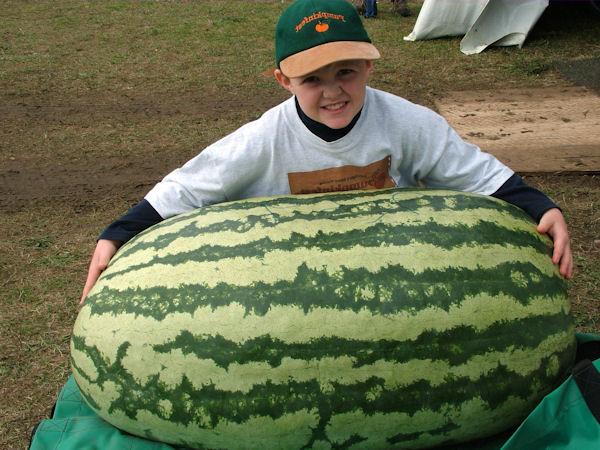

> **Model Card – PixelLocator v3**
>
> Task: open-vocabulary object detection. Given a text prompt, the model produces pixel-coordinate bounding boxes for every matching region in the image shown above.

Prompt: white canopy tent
[404,0,549,54]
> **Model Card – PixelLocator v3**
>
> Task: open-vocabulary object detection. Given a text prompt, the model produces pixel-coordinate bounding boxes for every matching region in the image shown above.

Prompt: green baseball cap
[275,0,380,77]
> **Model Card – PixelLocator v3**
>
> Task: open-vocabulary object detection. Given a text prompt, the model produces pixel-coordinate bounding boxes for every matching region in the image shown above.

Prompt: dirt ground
[1,91,286,212]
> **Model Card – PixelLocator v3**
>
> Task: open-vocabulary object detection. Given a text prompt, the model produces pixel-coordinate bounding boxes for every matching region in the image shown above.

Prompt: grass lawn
[1,1,599,448]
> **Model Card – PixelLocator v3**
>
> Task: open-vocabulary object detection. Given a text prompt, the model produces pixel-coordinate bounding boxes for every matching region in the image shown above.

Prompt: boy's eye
[338,69,355,77]
[302,76,319,84]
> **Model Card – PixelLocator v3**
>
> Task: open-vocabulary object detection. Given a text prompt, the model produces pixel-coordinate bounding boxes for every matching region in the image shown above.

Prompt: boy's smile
[275,60,373,130]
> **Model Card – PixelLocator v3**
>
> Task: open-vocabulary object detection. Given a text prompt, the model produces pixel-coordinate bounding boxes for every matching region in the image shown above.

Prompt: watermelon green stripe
[125,332,573,395]
[92,242,557,295]
[72,327,572,396]
[75,293,568,357]
[101,220,549,284]
[117,194,534,256]
[72,347,572,428]
[87,262,564,319]
[149,313,571,369]
[323,395,525,450]
[112,197,539,270]
[71,318,571,398]
[115,213,546,265]
[111,220,542,285]
[72,294,571,397]
[65,391,507,450]
[71,343,573,449]
[124,189,519,237]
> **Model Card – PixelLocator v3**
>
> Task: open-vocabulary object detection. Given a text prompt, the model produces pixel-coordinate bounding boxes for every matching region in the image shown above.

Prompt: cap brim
[279,41,380,78]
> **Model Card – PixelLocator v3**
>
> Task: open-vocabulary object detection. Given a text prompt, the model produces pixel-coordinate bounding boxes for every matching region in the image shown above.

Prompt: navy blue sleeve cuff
[98,199,163,243]
[491,174,559,223]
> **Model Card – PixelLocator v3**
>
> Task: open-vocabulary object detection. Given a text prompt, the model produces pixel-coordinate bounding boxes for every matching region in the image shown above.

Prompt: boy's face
[275,59,373,130]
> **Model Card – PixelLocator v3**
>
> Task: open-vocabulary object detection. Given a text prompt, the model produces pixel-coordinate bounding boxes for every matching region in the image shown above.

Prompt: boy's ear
[274,69,293,93]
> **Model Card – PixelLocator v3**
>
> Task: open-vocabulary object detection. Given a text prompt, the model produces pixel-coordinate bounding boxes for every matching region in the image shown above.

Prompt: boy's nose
[322,82,343,99]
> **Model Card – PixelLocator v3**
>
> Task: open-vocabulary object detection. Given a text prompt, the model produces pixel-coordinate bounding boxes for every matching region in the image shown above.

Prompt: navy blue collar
[294,97,361,142]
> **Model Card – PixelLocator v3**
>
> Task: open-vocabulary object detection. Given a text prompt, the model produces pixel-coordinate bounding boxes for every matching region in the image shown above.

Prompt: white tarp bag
[404,0,489,40]
[404,0,549,55]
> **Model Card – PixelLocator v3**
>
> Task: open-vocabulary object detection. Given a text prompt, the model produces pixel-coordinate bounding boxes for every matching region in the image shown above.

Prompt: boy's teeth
[324,102,345,110]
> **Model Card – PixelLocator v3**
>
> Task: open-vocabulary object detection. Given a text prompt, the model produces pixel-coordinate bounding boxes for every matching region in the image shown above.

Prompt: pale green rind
[72,293,568,365]
[325,396,531,449]
[107,204,540,277]
[74,328,571,395]
[73,366,320,449]
[72,366,120,410]
[72,361,537,450]
[94,242,556,292]
[69,342,99,382]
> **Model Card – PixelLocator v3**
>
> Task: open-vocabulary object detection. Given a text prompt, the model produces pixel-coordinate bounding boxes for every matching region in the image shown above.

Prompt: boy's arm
[491,174,573,279]
[490,174,557,222]
[98,199,163,242]
[80,200,163,303]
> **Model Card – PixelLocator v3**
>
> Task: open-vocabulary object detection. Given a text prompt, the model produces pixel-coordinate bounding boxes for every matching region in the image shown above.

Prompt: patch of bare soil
[435,86,600,173]
[1,156,156,211]
[0,90,287,212]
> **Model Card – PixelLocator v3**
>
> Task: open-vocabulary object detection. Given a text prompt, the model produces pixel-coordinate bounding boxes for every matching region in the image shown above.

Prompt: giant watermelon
[71,188,575,449]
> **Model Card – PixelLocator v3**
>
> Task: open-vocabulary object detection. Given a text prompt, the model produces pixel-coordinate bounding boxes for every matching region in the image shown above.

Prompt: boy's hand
[536,208,573,279]
[80,239,122,304]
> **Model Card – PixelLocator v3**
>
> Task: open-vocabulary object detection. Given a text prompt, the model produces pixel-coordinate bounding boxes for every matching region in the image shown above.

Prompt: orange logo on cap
[295,12,345,32]
[315,22,329,32]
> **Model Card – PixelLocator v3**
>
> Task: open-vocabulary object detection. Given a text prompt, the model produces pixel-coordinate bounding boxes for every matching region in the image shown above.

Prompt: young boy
[81,0,572,302]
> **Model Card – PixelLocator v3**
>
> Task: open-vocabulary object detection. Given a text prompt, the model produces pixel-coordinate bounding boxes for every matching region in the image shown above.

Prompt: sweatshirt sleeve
[98,199,163,243]
[392,101,514,196]
[491,174,559,222]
